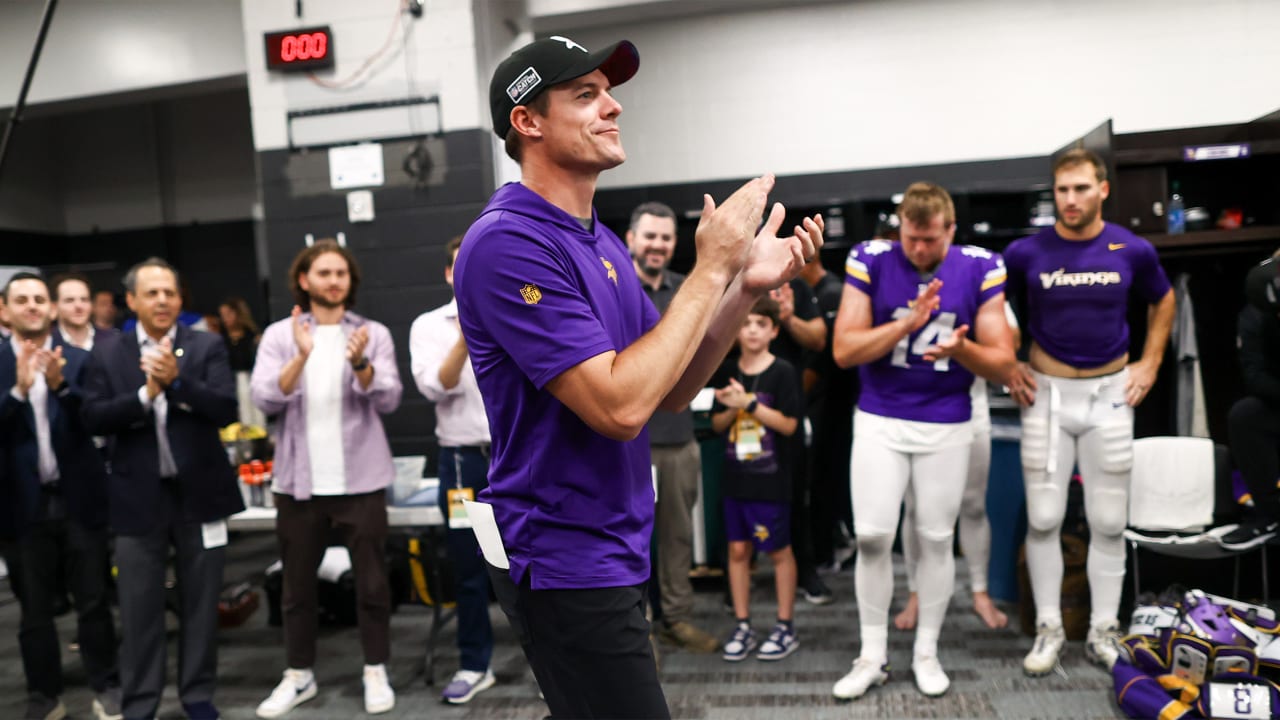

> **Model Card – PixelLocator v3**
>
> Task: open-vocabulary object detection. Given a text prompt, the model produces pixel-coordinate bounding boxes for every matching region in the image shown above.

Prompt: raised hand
[142,337,179,387]
[291,305,314,357]
[741,212,825,295]
[772,283,796,324]
[899,279,942,334]
[694,175,774,282]
[37,345,64,389]
[923,324,969,362]
[346,325,370,366]
[14,340,36,395]
[714,377,750,409]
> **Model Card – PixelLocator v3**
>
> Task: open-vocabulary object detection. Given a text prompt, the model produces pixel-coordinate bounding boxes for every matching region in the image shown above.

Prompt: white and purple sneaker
[441,669,495,705]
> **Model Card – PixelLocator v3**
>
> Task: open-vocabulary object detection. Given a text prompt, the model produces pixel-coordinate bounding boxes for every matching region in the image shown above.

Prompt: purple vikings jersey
[845,240,1006,423]
[1004,223,1171,368]
[454,182,662,591]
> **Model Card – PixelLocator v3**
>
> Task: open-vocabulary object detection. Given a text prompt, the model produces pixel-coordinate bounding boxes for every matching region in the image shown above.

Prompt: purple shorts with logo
[723,497,791,553]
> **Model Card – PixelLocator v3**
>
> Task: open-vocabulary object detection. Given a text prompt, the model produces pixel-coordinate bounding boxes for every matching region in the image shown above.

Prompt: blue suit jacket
[0,336,109,539]
[82,325,245,536]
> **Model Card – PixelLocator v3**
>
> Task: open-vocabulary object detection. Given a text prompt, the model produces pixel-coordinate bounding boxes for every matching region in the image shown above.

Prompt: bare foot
[894,592,919,630]
[972,591,1008,629]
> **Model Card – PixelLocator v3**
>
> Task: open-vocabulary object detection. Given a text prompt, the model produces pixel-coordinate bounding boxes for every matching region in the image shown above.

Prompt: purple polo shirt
[845,240,1006,423]
[454,182,662,590]
[1004,223,1171,368]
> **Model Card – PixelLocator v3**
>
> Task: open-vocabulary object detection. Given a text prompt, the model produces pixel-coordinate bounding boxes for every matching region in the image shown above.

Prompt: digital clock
[264,26,334,72]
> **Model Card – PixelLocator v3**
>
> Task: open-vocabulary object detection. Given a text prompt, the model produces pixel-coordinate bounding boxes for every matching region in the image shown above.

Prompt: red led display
[264,26,334,72]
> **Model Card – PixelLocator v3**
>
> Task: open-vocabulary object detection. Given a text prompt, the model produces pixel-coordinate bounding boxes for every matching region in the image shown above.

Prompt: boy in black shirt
[711,296,802,662]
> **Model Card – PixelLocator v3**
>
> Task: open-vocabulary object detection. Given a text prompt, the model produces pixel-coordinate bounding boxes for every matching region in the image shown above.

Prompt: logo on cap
[507,66,542,105]
[550,35,587,53]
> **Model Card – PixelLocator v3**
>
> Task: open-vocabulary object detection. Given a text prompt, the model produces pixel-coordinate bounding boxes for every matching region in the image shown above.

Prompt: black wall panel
[257,129,495,457]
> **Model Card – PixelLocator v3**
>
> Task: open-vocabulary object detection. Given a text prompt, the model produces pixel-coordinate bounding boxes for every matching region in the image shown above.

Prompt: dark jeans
[788,433,816,579]
[275,489,391,668]
[438,446,494,673]
[18,491,118,699]
[487,565,669,719]
[1229,396,1280,519]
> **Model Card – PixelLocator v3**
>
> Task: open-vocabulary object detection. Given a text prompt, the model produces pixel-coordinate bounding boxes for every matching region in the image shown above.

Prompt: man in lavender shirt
[250,239,403,718]
[456,35,822,719]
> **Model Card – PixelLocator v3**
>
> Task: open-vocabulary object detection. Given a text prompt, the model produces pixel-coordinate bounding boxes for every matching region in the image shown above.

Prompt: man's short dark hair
[51,272,92,301]
[502,92,553,163]
[288,239,361,311]
[629,202,676,232]
[749,295,781,327]
[1053,148,1108,184]
[123,257,179,294]
[4,271,48,302]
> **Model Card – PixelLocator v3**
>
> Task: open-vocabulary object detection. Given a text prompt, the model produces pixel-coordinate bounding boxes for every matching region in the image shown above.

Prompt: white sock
[914,626,940,659]
[859,624,888,663]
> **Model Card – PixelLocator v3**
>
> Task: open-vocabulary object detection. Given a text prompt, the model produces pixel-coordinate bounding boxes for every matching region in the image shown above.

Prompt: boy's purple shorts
[723,497,791,552]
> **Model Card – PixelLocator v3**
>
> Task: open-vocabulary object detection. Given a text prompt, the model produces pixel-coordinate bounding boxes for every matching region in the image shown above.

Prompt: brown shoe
[659,620,720,653]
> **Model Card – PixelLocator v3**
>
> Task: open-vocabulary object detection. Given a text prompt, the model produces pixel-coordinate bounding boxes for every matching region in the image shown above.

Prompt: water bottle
[1167,181,1186,234]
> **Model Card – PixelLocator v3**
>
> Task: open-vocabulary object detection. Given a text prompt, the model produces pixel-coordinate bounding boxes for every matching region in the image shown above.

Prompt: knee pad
[1096,423,1134,474]
[960,486,987,520]
[1025,487,1065,535]
[916,524,955,547]
[857,531,893,559]
[1087,486,1129,537]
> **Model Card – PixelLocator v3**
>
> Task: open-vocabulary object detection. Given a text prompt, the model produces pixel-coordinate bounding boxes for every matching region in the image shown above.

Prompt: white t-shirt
[305,325,347,495]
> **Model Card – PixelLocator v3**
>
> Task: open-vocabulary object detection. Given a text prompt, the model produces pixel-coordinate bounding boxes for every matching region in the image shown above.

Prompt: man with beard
[625,201,719,654]
[251,239,403,718]
[1004,149,1175,675]
[53,274,119,351]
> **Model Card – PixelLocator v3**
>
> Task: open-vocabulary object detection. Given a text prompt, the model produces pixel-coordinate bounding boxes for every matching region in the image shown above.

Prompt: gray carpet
[0,534,1128,719]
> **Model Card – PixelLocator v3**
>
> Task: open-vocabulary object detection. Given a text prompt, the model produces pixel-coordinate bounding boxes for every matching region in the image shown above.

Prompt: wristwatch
[351,357,370,372]
[745,397,759,414]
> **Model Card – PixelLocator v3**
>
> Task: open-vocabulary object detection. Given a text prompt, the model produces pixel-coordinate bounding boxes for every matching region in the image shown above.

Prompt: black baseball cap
[489,35,639,139]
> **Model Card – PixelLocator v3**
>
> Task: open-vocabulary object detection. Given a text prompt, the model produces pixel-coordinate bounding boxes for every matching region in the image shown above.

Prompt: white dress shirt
[58,322,95,351]
[136,324,179,478]
[409,299,490,446]
[9,335,60,483]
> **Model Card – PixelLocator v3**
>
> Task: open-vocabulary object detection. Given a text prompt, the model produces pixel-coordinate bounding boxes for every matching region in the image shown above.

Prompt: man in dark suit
[83,258,244,720]
[1,272,121,720]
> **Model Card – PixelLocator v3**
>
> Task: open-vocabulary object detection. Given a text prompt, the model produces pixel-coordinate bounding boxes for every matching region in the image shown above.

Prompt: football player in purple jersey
[1003,149,1175,676]
[830,182,1015,699]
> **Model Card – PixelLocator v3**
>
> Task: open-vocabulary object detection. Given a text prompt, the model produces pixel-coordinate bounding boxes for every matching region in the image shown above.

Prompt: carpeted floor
[0,533,1128,719]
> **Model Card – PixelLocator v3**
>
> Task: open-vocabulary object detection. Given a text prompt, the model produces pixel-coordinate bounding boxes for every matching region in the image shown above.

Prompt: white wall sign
[328,143,384,189]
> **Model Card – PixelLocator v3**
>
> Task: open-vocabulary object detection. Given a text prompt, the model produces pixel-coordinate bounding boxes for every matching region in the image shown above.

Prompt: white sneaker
[1085,619,1123,669]
[363,664,395,715]
[832,657,889,700]
[1023,621,1066,676]
[912,654,950,697]
[256,669,317,718]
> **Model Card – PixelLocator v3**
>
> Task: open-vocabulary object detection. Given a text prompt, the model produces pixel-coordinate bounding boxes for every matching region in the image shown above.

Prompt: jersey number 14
[890,309,956,371]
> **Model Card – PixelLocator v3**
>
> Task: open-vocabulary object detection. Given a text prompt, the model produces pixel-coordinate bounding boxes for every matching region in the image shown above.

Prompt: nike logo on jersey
[1039,268,1123,290]
[1108,242,1126,251]
[1111,402,1126,409]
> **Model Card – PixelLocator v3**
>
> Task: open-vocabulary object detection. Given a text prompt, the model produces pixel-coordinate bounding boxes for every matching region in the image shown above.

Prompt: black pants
[275,490,391,668]
[1230,396,1280,519]
[18,492,118,699]
[115,482,225,720]
[487,565,668,719]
